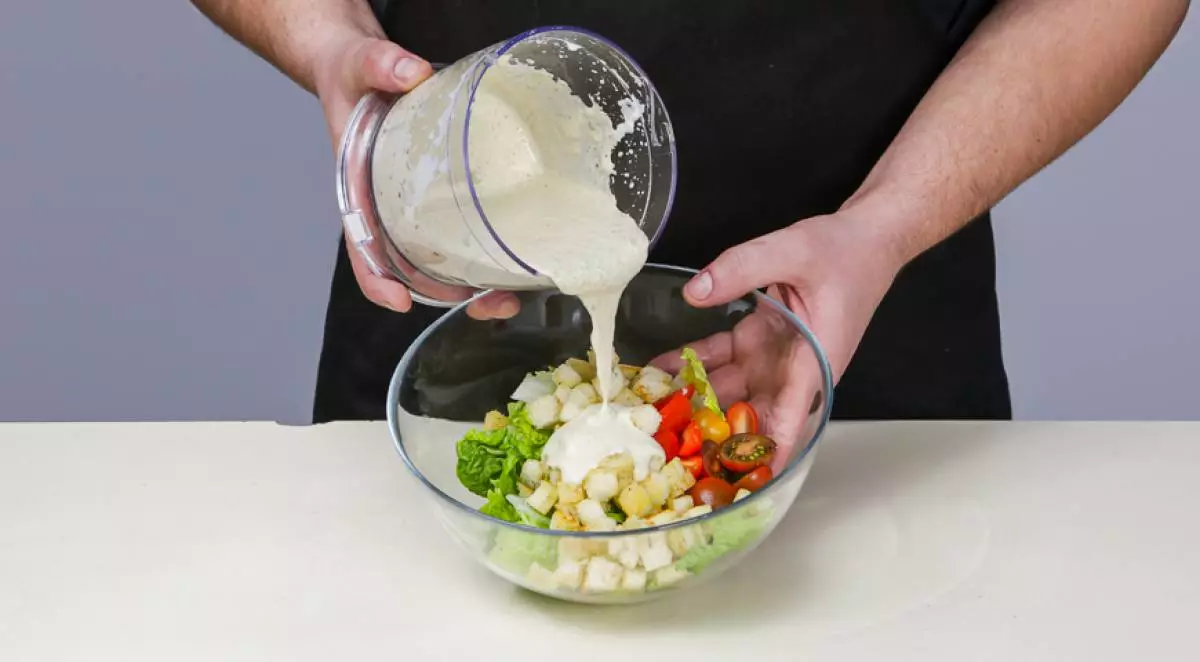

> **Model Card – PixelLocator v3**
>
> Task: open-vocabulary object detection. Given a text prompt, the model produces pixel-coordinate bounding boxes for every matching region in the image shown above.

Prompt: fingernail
[686,272,713,300]
[393,58,422,84]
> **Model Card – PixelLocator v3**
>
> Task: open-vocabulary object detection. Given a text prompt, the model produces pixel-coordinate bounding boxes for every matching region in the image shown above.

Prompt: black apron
[313,0,1011,423]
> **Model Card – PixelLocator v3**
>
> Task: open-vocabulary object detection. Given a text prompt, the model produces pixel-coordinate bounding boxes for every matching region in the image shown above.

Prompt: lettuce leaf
[455,401,554,522]
[507,494,552,529]
[503,402,550,459]
[674,506,773,573]
[480,489,520,523]
[487,527,557,576]
[455,428,507,497]
[680,347,722,415]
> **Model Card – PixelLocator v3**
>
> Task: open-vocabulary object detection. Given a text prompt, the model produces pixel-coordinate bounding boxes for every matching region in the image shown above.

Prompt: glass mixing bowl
[386,265,833,604]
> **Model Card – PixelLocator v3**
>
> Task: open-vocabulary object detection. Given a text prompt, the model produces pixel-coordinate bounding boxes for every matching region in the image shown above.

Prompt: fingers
[649,331,735,372]
[684,226,802,308]
[345,236,413,312]
[707,365,749,406]
[351,39,433,93]
[466,291,520,320]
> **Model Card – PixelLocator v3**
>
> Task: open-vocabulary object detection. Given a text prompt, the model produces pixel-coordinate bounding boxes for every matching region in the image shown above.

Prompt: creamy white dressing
[461,55,664,484]
[541,404,662,485]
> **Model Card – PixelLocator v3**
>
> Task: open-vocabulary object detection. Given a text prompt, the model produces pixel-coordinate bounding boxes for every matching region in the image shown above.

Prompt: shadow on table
[512,422,1002,631]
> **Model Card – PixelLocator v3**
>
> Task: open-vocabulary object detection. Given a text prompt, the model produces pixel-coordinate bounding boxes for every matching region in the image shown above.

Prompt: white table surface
[2,421,1198,661]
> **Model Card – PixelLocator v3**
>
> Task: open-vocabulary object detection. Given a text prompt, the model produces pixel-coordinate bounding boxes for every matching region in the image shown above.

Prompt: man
[192,0,1187,424]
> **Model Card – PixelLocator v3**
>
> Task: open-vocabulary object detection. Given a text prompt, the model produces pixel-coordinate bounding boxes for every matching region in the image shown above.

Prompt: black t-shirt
[313,0,1010,422]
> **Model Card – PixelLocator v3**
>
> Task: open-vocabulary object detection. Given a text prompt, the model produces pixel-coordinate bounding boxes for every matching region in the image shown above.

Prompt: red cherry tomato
[679,422,704,458]
[734,466,774,492]
[690,477,738,510]
[653,428,680,462]
[727,402,759,435]
[718,434,777,473]
[680,456,704,479]
[655,392,692,435]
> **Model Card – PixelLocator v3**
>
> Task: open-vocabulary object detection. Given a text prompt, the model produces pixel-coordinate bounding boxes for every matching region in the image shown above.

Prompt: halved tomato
[680,456,704,479]
[727,402,759,435]
[653,428,681,462]
[679,422,704,458]
[718,433,777,473]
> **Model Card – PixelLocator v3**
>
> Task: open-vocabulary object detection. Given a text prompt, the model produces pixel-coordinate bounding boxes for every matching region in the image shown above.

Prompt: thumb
[684,226,801,307]
[349,38,433,93]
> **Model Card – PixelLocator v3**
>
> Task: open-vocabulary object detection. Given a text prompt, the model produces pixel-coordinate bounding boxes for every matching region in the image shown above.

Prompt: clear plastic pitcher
[336,26,678,307]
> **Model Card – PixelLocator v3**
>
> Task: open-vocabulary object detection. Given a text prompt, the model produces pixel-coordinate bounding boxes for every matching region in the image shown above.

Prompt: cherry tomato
[734,466,774,492]
[692,407,731,443]
[680,456,704,479]
[727,401,759,435]
[690,477,737,510]
[679,422,704,458]
[679,384,696,399]
[655,393,692,435]
[718,433,777,473]
[700,440,728,481]
[653,428,680,462]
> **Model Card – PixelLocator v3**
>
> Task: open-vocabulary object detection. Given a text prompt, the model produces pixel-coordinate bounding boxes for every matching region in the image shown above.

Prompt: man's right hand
[311,34,519,319]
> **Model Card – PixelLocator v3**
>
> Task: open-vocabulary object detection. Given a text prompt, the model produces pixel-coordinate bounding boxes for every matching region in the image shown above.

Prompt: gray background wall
[1,2,1196,423]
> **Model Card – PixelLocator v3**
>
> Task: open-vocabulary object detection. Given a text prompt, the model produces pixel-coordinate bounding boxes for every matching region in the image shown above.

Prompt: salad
[454,347,781,594]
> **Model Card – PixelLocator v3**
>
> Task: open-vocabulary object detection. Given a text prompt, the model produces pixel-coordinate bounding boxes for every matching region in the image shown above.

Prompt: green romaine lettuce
[480,489,520,523]
[674,506,773,573]
[680,347,722,415]
[455,428,507,498]
[487,527,557,576]
[455,401,554,522]
[502,402,550,459]
[506,494,551,529]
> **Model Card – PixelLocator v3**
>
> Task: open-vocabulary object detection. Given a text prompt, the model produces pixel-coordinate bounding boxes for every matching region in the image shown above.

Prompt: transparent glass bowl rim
[463,25,679,276]
[385,263,836,538]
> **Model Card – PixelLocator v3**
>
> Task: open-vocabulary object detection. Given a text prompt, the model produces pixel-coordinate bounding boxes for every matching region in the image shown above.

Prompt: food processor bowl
[337,27,677,308]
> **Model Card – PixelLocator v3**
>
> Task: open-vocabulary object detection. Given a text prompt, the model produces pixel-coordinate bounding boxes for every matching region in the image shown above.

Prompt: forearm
[845,0,1190,269]
[190,0,384,93]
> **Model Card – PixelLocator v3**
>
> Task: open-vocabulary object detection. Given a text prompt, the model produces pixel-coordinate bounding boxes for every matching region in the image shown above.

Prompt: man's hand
[664,0,1188,441]
[312,36,519,318]
[652,207,897,462]
[683,209,900,386]
[311,35,431,313]
[189,0,517,318]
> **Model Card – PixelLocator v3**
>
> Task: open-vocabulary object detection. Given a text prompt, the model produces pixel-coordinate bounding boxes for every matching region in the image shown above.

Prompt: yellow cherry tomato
[692,408,731,444]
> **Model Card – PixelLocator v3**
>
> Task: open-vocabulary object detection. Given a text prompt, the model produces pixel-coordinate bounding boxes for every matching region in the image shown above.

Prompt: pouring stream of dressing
[465,53,665,485]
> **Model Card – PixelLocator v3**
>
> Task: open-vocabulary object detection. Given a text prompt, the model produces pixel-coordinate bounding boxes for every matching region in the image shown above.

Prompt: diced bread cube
[672,495,694,514]
[583,556,624,593]
[621,568,648,591]
[628,404,662,435]
[527,481,558,515]
[553,363,583,388]
[519,460,543,488]
[527,394,561,429]
[553,560,583,589]
[584,470,620,503]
